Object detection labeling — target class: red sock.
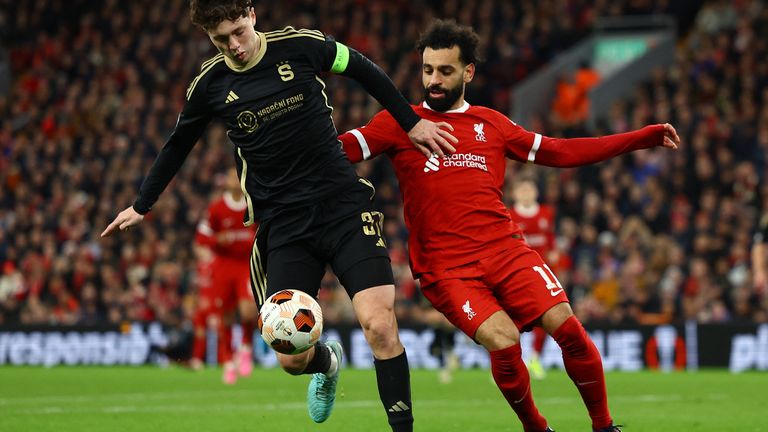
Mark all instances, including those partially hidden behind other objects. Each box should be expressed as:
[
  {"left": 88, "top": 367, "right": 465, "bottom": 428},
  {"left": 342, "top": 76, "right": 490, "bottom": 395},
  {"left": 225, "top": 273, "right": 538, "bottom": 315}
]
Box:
[
  {"left": 241, "top": 321, "right": 255, "bottom": 347},
  {"left": 192, "top": 331, "right": 206, "bottom": 361},
  {"left": 191, "top": 312, "right": 206, "bottom": 361},
  {"left": 218, "top": 323, "right": 233, "bottom": 364},
  {"left": 552, "top": 316, "right": 612, "bottom": 430},
  {"left": 489, "top": 344, "right": 548, "bottom": 432},
  {"left": 532, "top": 327, "right": 547, "bottom": 355}
]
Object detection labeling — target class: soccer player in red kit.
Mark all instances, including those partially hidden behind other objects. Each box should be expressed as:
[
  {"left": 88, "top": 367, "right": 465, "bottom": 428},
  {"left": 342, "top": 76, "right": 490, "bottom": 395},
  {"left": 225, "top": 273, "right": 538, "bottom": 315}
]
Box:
[
  {"left": 339, "top": 20, "right": 680, "bottom": 432},
  {"left": 508, "top": 176, "right": 557, "bottom": 380},
  {"left": 191, "top": 168, "right": 258, "bottom": 384}
]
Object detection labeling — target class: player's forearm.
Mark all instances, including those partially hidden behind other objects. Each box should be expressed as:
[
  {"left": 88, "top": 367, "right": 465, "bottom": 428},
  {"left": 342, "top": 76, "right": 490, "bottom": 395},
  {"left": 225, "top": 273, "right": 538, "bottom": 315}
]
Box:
[
  {"left": 752, "top": 243, "right": 766, "bottom": 276},
  {"left": 340, "top": 48, "right": 421, "bottom": 132},
  {"left": 133, "top": 135, "right": 197, "bottom": 214},
  {"left": 534, "top": 124, "right": 665, "bottom": 168}
]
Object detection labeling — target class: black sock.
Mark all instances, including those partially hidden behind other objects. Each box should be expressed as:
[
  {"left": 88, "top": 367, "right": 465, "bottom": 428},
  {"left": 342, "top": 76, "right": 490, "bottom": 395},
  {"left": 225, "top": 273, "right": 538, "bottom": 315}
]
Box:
[
  {"left": 303, "top": 341, "right": 331, "bottom": 374},
  {"left": 374, "top": 350, "right": 413, "bottom": 432}
]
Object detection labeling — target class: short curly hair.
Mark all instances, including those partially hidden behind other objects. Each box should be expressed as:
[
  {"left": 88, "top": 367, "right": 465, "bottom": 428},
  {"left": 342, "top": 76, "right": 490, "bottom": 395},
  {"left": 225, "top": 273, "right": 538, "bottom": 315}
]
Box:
[
  {"left": 416, "top": 19, "right": 482, "bottom": 65},
  {"left": 190, "top": 0, "right": 253, "bottom": 30}
]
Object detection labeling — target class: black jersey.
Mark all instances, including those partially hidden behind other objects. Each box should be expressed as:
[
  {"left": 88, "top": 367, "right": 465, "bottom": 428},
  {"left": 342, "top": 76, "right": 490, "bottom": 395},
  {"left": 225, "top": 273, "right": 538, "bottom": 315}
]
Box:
[{"left": 133, "top": 27, "right": 420, "bottom": 224}]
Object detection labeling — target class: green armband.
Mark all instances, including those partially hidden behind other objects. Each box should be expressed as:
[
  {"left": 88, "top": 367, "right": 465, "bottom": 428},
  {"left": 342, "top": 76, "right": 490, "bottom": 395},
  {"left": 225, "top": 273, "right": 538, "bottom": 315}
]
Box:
[{"left": 330, "top": 42, "right": 350, "bottom": 73}]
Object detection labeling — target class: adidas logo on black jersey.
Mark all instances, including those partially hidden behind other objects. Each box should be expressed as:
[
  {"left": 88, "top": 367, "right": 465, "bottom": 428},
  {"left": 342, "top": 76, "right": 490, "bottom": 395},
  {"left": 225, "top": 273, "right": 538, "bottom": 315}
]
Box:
[{"left": 225, "top": 90, "right": 240, "bottom": 104}]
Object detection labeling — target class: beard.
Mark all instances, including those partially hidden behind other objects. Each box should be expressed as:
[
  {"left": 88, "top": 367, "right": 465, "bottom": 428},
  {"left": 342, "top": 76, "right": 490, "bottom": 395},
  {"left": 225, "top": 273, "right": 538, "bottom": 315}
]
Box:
[{"left": 423, "top": 83, "right": 463, "bottom": 112}]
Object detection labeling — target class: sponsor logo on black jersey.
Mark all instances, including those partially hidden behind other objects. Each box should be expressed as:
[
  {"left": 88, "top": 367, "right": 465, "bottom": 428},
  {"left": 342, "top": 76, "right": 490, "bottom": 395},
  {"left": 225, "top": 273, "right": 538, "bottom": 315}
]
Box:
[{"left": 237, "top": 110, "right": 260, "bottom": 133}]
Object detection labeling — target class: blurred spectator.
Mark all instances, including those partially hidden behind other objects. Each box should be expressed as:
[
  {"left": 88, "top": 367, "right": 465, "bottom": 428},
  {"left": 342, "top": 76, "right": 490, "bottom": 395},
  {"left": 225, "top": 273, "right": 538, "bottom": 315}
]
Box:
[
  {"left": 752, "top": 214, "right": 768, "bottom": 296},
  {"left": 551, "top": 62, "right": 601, "bottom": 126}
]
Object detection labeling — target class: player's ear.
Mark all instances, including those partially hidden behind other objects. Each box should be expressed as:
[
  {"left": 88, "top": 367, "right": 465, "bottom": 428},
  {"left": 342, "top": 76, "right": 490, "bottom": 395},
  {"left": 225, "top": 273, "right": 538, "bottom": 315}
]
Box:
[{"left": 464, "top": 63, "right": 475, "bottom": 84}]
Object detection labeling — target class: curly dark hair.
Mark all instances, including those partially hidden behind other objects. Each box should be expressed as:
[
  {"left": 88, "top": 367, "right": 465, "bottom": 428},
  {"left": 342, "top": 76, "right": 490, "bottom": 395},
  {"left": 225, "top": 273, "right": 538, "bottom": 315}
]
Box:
[
  {"left": 190, "top": 0, "right": 253, "bottom": 30},
  {"left": 416, "top": 19, "right": 483, "bottom": 65}
]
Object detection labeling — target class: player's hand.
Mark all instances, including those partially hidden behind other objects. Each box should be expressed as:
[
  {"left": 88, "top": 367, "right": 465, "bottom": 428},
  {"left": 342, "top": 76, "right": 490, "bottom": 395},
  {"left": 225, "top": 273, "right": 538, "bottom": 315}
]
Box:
[
  {"left": 661, "top": 123, "right": 680, "bottom": 150},
  {"left": 101, "top": 206, "right": 145, "bottom": 237},
  {"left": 408, "top": 119, "right": 458, "bottom": 158}
]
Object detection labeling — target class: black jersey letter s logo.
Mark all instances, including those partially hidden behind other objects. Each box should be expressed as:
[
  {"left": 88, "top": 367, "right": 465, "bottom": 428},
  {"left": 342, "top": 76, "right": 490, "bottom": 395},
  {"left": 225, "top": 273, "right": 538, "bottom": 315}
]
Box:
[{"left": 278, "top": 64, "right": 294, "bottom": 82}]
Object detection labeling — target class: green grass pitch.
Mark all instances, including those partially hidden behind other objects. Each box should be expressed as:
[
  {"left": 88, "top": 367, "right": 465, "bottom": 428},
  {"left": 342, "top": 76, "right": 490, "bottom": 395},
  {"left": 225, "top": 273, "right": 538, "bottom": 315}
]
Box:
[{"left": 1, "top": 367, "right": 765, "bottom": 431}]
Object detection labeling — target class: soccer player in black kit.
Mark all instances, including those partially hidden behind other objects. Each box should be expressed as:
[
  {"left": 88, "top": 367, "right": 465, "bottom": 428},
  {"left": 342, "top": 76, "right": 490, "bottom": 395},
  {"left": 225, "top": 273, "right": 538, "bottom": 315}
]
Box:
[{"left": 101, "top": 1, "right": 457, "bottom": 430}]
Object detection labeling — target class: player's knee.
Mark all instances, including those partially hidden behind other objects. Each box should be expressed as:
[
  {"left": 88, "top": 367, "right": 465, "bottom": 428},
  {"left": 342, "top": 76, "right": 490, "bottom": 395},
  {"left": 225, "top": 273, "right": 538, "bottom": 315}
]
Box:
[
  {"left": 476, "top": 329, "right": 519, "bottom": 352},
  {"left": 541, "top": 302, "right": 575, "bottom": 334},
  {"left": 239, "top": 301, "right": 258, "bottom": 320},
  {"left": 360, "top": 315, "right": 399, "bottom": 351},
  {"left": 474, "top": 311, "right": 520, "bottom": 351}
]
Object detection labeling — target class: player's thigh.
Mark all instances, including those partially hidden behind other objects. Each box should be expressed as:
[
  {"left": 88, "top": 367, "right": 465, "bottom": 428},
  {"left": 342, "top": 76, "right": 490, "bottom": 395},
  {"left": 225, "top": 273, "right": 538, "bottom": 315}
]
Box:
[
  {"left": 264, "top": 243, "right": 326, "bottom": 301},
  {"left": 488, "top": 248, "right": 569, "bottom": 331},
  {"left": 209, "top": 266, "right": 232, "bottom": 313},
  {"left": 217, "top": 267, "right": 240, "bottom": 312},
  {"left": 420, "top": 278, "right": 503, "bottom": 341},
  {"left": 350, "top": 283, "right": 396, "bottom": 326}
]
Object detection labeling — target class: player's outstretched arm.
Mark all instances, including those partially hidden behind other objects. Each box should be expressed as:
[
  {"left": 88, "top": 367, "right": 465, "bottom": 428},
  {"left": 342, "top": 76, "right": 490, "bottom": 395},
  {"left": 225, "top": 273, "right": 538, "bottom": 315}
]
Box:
[
  {"left": 518, "top": 123, "right": 680, "bottom": 168},
  {"left": 101, "top": 206, "right": 144, "bottom": 237}
]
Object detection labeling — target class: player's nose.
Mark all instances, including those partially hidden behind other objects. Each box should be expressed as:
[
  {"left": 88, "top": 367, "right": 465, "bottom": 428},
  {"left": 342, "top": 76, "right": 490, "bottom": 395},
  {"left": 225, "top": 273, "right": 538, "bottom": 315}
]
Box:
[{"left": 228, "top": 36, "right": 239, "bottom": 51}]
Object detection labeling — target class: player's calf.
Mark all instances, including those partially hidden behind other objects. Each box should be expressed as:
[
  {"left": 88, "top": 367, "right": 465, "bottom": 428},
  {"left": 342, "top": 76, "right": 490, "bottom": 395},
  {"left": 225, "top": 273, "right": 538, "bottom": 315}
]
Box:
[{"left": 551, "top": 315, "right": 612, "bottom": 431}]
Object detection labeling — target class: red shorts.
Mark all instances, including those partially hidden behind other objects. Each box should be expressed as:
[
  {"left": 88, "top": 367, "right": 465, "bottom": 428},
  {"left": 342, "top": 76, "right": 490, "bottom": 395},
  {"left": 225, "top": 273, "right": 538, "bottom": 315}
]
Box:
[
  {"left": 210, "top": 257, "right": 253, "bottom": 312},
  {"left": 420, "top": 243, "right": 568, "bottom": 339}
]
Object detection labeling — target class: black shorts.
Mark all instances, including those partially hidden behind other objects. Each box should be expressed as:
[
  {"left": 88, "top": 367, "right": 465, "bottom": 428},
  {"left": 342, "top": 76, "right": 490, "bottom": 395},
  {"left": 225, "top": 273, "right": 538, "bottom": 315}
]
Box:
[{"left": 249, "top": 179, "right": 394, "bottom": 306}]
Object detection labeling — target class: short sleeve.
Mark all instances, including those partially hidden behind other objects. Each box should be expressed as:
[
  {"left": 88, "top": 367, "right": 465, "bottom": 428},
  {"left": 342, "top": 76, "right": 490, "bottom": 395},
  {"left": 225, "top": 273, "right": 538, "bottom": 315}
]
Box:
[
  {"left": 498, "top": 116, "right": 542, "bottom": 164},
  {"left": 276, "top": 27, "right": 344, "bottom": 74},
  {"left": 339, "top": 110, "right": 403, "bottom": 162}
]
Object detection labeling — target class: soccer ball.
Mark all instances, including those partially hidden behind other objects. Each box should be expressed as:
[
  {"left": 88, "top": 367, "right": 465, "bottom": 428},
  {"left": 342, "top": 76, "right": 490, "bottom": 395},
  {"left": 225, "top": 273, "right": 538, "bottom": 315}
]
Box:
[{"left": 258, "top": 289, "right": 323, "bottom": 355}]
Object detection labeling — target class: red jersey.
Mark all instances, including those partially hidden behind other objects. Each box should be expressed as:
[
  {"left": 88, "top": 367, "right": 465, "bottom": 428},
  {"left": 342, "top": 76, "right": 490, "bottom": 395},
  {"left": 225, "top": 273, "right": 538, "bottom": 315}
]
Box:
[
  {"left": 195, "top": 192, "right": 258, "bottom": 260},
  {"left": 508, "top": 204, "right": 556, "bottom": 259},
  {"left": 340, "top": 102, "right": 664, "bottom": 276}
]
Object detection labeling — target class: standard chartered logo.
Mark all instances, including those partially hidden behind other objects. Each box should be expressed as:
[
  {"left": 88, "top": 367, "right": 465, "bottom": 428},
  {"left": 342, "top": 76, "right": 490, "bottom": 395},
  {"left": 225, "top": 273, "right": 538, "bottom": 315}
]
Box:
[
  {"left": 423, "top": 152, "right": 488, "bottom": 173},
  {"left": 423, "top": 154, "right": 441, "bottom": 172}
]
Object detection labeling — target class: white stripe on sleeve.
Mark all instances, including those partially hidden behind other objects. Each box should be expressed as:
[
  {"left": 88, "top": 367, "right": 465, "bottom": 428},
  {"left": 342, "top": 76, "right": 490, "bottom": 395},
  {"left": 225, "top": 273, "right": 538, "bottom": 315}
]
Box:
[
  {"left": 349, "top": 129, "right": 371, "bottom": 160},
  {"left": 197, "top": 220, "right": 213, "bottom": 236},
  {"left": 527, "top": 133, "right": 542, "bottom": 163}
]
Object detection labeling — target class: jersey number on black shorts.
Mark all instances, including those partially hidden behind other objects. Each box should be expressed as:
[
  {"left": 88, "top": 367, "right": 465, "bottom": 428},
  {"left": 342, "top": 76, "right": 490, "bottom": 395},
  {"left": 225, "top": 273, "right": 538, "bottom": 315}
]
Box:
[{"left": 361, "top": 211, "right": 386, "bottom": 248}]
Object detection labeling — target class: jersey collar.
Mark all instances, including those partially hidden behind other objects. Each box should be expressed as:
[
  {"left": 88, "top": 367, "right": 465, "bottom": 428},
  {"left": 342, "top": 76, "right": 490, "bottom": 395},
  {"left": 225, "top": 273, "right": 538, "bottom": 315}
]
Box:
[
  {"left": 224, "top": 31, "right": 268, "bottom": 72},
  {"left": 422, "top": 100, "right": 470, "bottom": 113},
  {"left": 223, "top": 191, "right": 248, "bottom": 211},
  {"left": 513, "top": 203, "right": 541, "bottom": 218}
]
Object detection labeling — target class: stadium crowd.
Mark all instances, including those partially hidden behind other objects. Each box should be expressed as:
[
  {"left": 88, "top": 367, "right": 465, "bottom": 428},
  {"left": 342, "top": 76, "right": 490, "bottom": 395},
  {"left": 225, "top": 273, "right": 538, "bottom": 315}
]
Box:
[{"left": 1, "top": 0, "right": 766, "bottom": 329}]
